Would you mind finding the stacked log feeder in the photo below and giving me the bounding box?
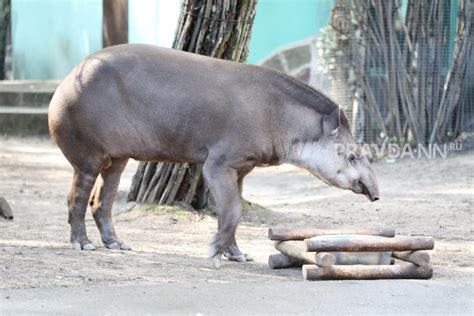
[268,228,434,281]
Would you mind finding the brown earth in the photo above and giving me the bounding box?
[0,137,472,289]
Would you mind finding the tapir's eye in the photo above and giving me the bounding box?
[349,154,357,163]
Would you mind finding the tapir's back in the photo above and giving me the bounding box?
[49,44,278,163]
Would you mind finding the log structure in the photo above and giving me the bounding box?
[267,226,435,281]
[305,236,434,252]
[302,263,433,281]
[268,227,395,241]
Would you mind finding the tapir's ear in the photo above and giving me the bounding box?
[322,109,340,136]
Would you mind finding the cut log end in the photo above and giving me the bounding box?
[268,253,301,269]
[315,252,336,267]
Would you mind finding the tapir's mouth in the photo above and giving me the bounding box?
[358,180,379,202]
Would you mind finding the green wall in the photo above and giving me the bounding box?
[247,0,334,64]
[10,0,334,79]
[12,0,103,79]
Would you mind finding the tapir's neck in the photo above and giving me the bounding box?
[270,71,340,116]
[260,70,343,169]
[285,140,324,171]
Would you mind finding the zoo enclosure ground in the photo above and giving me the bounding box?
[0,137,472,314]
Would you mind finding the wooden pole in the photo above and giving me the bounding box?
[302,263,433,281]
[268,253,301,269]
[392,251,430,266]
[268,227,395,241]
[275,241,315,264]
[103,0,128,47]
[315,252,336,267]
[0,0,11,79]
[305,236,434,252]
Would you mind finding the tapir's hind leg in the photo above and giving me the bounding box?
[68,169,99,250]
[223,169,254,262]
[90,158,130,250]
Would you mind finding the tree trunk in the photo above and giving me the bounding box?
[103,0,128,47]
[0,0,11,79]
[128,0,257,208]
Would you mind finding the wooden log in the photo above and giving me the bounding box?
[305,236,434,252]
[302,263,433,281]
[268,227,395,241]
[392,251,430,266]
[315,252,336,267]
[275,241,315,264]
[268,253,301,269]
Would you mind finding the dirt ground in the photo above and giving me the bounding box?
[0,137,472,289]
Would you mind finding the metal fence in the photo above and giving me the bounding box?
[262,0,473,145]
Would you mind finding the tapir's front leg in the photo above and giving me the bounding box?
[202,160,242,268]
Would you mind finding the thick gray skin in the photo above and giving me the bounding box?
[48,44,379,268]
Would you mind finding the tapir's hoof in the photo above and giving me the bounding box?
[71,242,96,251]
[223,249,254,262]
[211,255,221,269]
[243,253,254,261]
[104,241,131,250]
[224,252,253,262]
[224,251,246,262]
[228,254,246,262]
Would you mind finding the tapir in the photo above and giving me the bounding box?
[48,44,379,268]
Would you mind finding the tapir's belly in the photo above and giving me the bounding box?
[79,92,232,163]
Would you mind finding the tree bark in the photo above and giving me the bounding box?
[103,0,128,47]
[128,0,257,208]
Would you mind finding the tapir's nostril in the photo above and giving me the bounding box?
[372,196,379,202]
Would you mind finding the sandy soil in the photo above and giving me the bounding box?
[0,137,472,289]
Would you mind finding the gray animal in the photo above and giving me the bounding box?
[48,44,379,268]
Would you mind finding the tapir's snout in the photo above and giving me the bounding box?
[354,177,379,202]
